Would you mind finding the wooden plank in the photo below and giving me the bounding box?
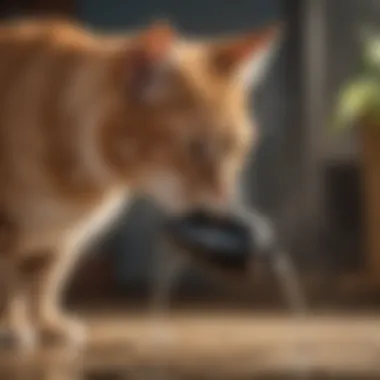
[0,312,379,377]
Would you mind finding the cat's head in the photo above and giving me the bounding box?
[102,21,282,214]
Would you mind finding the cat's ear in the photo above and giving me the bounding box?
[211,23,283,90]
[125,20,177,102]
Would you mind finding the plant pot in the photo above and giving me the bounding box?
[359,120,380,283]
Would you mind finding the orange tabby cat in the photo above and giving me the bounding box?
[0,17,280,349]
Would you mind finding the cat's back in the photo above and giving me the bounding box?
[0,18,93,65]
[0,19,100,181]
[0,18,100,102]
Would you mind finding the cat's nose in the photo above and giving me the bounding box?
[196,198,230,216]
[195,188,236,215]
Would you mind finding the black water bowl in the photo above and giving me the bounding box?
[163,209,276,276]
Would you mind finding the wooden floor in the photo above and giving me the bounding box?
[0,311,380,379]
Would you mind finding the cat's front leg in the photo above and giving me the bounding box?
[30,245,87,347]
[0,258,36,350]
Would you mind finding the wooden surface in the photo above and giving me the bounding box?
[1,311,380,379]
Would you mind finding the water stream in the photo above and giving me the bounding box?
[272,250,311,379]
[148,217,312,378]
[148,242,187,344]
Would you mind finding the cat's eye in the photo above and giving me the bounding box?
[186,136,234,162]
[219,133,238,156]
[220,136,233,154]
[188,138,210,160]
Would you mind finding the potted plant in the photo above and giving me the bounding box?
[333,29,380,285]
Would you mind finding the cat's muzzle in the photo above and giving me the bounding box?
[161,207,278,278]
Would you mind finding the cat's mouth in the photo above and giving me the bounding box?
[161,208,277,278]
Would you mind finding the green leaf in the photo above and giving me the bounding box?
[332,78,380,131]
[363,31,380,73]
[371,83,380,121]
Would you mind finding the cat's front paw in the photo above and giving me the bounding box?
[39,315,87,347]
[0,323,37,351]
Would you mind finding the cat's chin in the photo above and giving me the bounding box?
[143,192,191,216]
